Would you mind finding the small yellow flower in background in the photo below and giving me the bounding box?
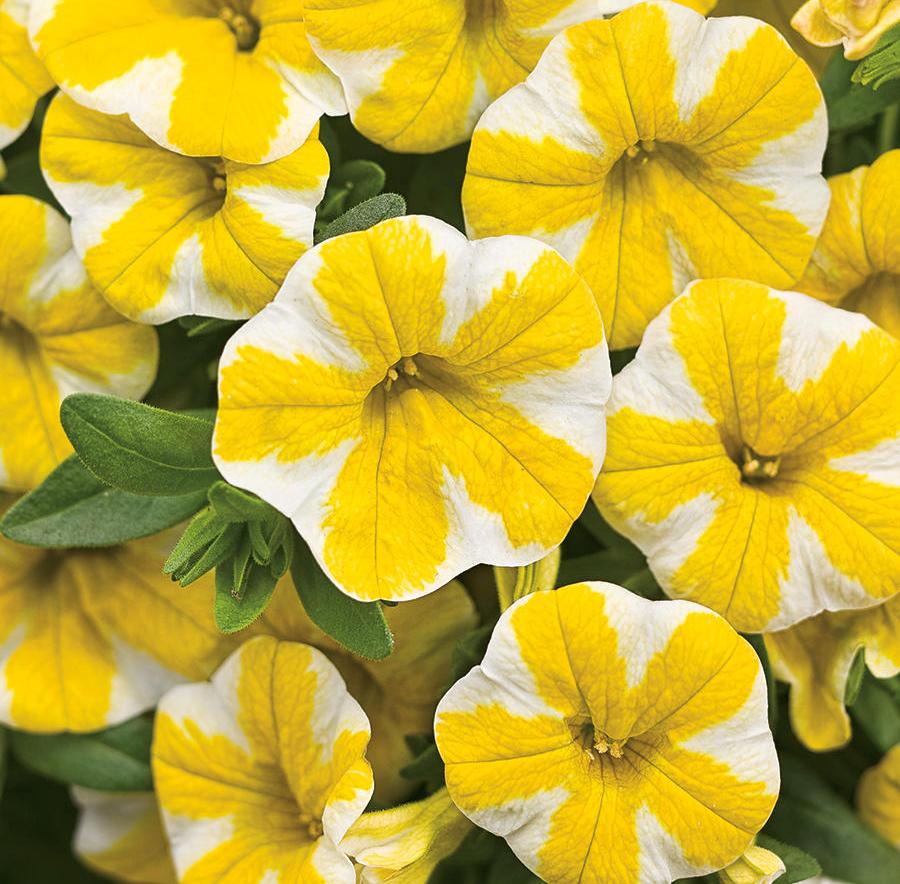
[256,577,478,804]
[463,0,829,350]
[153,635,374,883]
[857,744,900,846]
[41,94,329,324]
[593,278,900,633]
[435,582,779,884]
[0,528,237,733]
[213,215,611,603]
[29,0,345,164]
[793,0,900,59]
[303,0,602,153]
[0,1,53,155]
[797,150,900,339]
[718,842,786,884]
[72,788,176,884]
[765,594,900,751]
[0,195,157,491]
[340,787,473,883]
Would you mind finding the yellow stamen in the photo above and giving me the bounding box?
[401,356,419,377]
[741,446,781,481]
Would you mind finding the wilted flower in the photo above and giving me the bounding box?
[793,0,900,59]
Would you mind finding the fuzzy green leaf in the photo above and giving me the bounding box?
[316,193,406,243]
[319,159,386,220]
[214,560,278,633]
[207,481,273,523]
[290,536,393,660]
[9,715,153,792]
[756,835,821,884]
[60,393,219,496]
[0,456,207,548]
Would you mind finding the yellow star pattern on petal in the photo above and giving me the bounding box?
[463,0,829,349]
[153,635,374,884]
[797,150,900,340]
[30,0,345,163]
[41,93,329,323]
[435,581,779,884]
[593,278,900,633]
[0,195,158,491]
[213,215,610,602]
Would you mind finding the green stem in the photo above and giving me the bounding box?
[878,102,900,154]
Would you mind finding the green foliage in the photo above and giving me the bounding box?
[316,192,407,243]
[0,455,207,547]
[319,159,387,218]
[850,674,900,753]
[399,735,444,792]
[9,715,153,792]
[844,647,868,706]
[756,835,821,884]
[822,50,900,131]
[290,536,394,660]
[852,24,900,90]
[177,316,242,338]
[431,828,540,883]
[745,634,779,733]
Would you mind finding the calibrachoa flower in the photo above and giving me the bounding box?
[796,150,900,339]
[0,528,236,732]
[0,0,53,154]
[303,0,602,153]
[41,93,329,323]
[434,582,779,884]
[257,577,477,803]
[29,0,345,164]
[593,278,900,633]
[0,195,157,491]
[765,594,900,750]
[718,842,786,884]
[793,0,900,59]
[857,745,900,846]
[213,215,611,603]
[340,787,473,883]
[463,0,829,349]
[153,635,374,883]
[71,788,176,884]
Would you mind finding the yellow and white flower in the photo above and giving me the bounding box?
[257,577,477,804]
[797,150,900,340]
[153,635,374,884]
[72,788,176,884]
[340,787,473,884]
[857,745,900,847]
[593,278,900,633]
[765,594,900,751]
[463,0,829,350]
[0,0,53,154]
[0,528,237,733]
[0,195,158,491]
[213,215,610,603]
[718,842,786,884]
[41,93,329,324]
[435,581,779,884]
[303,0,602,153]
[29,0,345,164]
[793,0,900,59]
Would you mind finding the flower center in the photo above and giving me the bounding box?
[740,445,781,482]
[219,5,260,51]
[624,139,657,163]
[571,719,629,763]
[384,355,421,392]
[298,812,324,841]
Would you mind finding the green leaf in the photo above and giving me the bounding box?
[290,536,393,660]
[207,480,273,522]
[8,715,153,792]
[164,506,228,577]
[399,736,444,792]
[0,456,207,548]
[822,50,900,131]
[765,752,900,884]
[60,393,219,495]
[851,674,900,753]
[214,559,278,633]
[756,835,821,884]
[557,547,646,587]
[177,521,243,586]
[449,623,494,685]
[745,633,779,732]
[844,646,867,706]
[621,567,666,600]
[177,316,242,338]
[852,24,900,89]
[319,159,386,220]
[316,192,406,243]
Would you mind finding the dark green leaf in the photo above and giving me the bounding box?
[207,480,273,523]
[177,521,243,586]
[399,737,444,792]
[9,715,153,792]
[851,674,900,753]
[621,567,666,600]
[844,646,867,706]
[0,456,207,548]
[756,835,821,884]
[766,752,900,883]
[60,393,219,495]
[406,143,468,231]
[290,536,393,660]
[557,547,646,587]
[316,193,406,243]
[214,560,278,633]
[745,633,779,732]
[0,147,61,210]
[822,50,900,131]
[449,623,494,685]
[319,159,386,219]
[177,316,242,338]
[0,728,6,800]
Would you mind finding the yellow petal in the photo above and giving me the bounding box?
[463,1,829,349]
[214,216,610,602]
[594,278,900,633]
[765,594,900,751]
[718,843,786,884]
[153,636,373,883]
[435,582,778,883]
[857,744,900,847]
[791,0,900,59]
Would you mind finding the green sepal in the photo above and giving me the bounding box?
[755,835,821,884]
[214,559,279,633]
[399,735,444,792]
[0,456,207,548]
[316,193,406,243]
[8,715,153,792]
[176,521,243,587]
[822,49,900,131]
[318,159,386,221]
[844,646,867,706]
[163,507,228,578]
[290,535,393,660]
[852,24,900,89]
[207,480,272,523]
[60,393,219,496]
